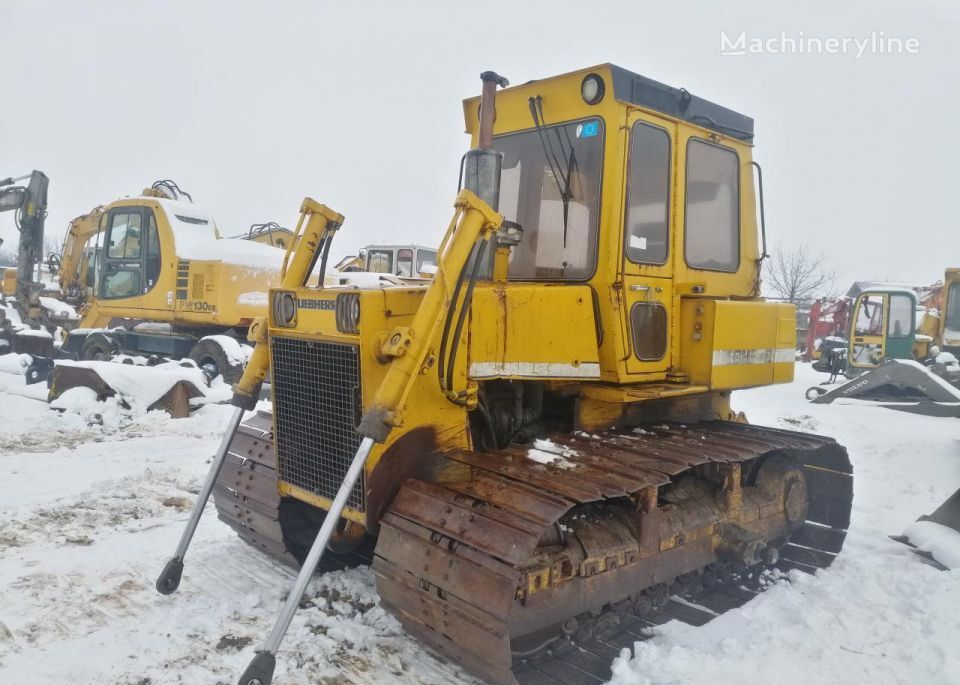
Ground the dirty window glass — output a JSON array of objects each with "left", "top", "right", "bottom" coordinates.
[
  {"left": 888, "top": 294, "right": 913, "bottom": 338},
  {"left": 684, "top": 140, "right": 739, "bottom": 272},
  {"left": 625, "top": 123, "right": 670, "bottom": 265},
  {"left": 416, "top": 249, "right": 437, "bottom": 273},
  {"left": 494, "top": 119, "right": 604, "bottom": 280},
  {"left": 107, "top": 212, "right": 142, "bottom": 259},
  {"left": 855, "top": 295, "right": 885, "bottom": 336},
  {"left": 367, "top": 250, "right": 392, "bottom": 273},
  {"left": 396, "top": 248, "right": 413, "bottom": 277}
]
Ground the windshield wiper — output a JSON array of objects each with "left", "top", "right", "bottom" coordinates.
[{"left": 528, "top": 96, "right": 575, "bottom": 246}]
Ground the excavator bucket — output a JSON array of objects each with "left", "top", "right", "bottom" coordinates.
[
  {"left": 891, "top": 488, "right": 960, "bottom": 570},
  {"left": 807, "top": 358, "right": 960, "bottom": 417}
]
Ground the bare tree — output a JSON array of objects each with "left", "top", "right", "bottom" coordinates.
[{"left": 764, "top": 245, "right": 837, "bottom": 303}]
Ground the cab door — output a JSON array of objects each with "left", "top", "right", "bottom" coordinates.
[
  {"left": 622, "top": 113, "right": 676, "bottom": 375},
  {"left": 848, "top": 293, "right": 887, "bottom": 369},
  {"left": 99, "top": 207, "right": 150, "bottom": 308}
]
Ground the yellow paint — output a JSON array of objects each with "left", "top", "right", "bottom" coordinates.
[{"left": 262, "top": 65, "right": 795, "bottom": 528}]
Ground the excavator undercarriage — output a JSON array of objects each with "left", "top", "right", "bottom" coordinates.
[{"left": 215, "top": 412, "right": 852, "bottom": 685}]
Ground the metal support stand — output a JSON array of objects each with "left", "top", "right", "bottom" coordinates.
[
  {"left": 237, "top": 437, "right": 374, "bottom": 685},
  {"left": 155, "top": 405, "right": 245, "bottom": 594}
]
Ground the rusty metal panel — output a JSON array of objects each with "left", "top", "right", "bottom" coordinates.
[
  {"left": 449, "top": 450, "right": 605, "bottom": 502},
  {"left": 388, "top": 479, "right": 543, "bottom": 566},
  {"left": 443, "top": 472, "right": 572, "bottom": 526},
  {"left": 377, "top": 514, "right": 517, "bottom": 620}
]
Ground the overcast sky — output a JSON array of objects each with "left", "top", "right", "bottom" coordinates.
[{"left": 2, "top": 0, "right": 956, "bottom": 291}]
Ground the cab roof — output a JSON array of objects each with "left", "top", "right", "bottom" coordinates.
[
  {"left": 607, "top": 64, "right": 754, "bottom": 142},
  {"left": 464, "top": 64, "right": 754, "bottom": 143}
]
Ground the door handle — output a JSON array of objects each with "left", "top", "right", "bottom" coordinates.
[{"left": 630, "top": 285, "right": 663, "bottom": 293}]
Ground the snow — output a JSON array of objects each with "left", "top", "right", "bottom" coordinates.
[
  {"left": 527, "top": 438, "right": 578, "bottom": 467},
  {"left": 610, "top": 364, "right": 960, "bottom": 685},
  {"left": 151, "top": 198, "right": 284, "bottom": 271},
  {"left": 52, "top": 359, "right": 219, "bottom": 410},
  {"left": 38, "top": 296, "right": 78, "bottom": 320},
  {"left": 14, "top": 328, "right": 52, "bottom": 338},
  {"left": 237, "top": 291, "right": 268, "bottom": 308},
  {"left": 1, "top": 304, "right": 24, "bottom": 329},
  {"left": 0, "top": 353, "right": 31, "bottom": 375},
  {"left": 200, "top": 334, "right": 251, "bottom": 365},
  {"left": 0, "top": 363, "right": 958, "bottom": 685},
  {"left": 901, "top": 520, "right": 960, "bottom": 570}
]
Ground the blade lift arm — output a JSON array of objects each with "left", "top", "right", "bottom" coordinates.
[{"left": 238, "top": 189, "right": 502, "bottom": 685}]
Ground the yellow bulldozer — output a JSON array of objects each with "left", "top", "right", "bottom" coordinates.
[{"left": 156, "top": 66, "right": 854, "bottom": 685}]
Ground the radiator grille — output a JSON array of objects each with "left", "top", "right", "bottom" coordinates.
[{"left": 271, "top": 336, "right": 364, "bottom": 510}]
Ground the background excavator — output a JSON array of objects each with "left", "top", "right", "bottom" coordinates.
[
  {"left": 0, "top": 170, "right": 65, "bottom": 357},
  {"left": 1, "top": 177, "right": 287, "bottom": 389},
  {"left": 156, "top": 66, "right": 855, "bottom": 685},
  {"left": 807, "top": 271, "right": 960, "bottom": 415},
  {"left": 804, "top": 272, "right": 960, "bottom": 567}
]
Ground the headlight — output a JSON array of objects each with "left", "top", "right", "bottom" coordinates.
[
  {"left": 335, "top": 292, "right": 360, "bottom": 334},
  {"left": 272, "top": 290, "right": 297, "bottom": 327},
  {"left": 581, "top": 73, "right": 605, "bottom": 105},
  {"left": 496, "top": 220, "right": 524, "bottom": 247}
]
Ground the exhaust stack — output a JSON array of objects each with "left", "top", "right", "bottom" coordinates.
[{"left": 463, "top": 71, "right": 508, "bottom": 210}]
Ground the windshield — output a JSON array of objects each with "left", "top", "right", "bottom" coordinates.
[{"left": 493, "top": 119, "right": 604, "bottom": 280}]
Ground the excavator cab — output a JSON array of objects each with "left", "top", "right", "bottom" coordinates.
[{"left": 847, "top": 288, "right": 917, "bottom": 369}]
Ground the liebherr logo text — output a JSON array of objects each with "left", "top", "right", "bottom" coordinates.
[{"left": 297, "top": 298, "right": 336, "bottom": 311}]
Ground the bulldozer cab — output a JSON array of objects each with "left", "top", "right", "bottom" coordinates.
[{"left": 848, "top": 288, "right": 917, "bottom": 369}]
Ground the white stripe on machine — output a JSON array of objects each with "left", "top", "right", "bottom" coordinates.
[
  {"left": 470, "top": 361, "right": 602, "bottom": 378},
  {"left": 712, "top": 348, "right": 794, "bottom": 366}
]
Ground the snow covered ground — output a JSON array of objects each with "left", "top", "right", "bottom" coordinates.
[{"left": 0, "top": 363, "right": 957, "bottom": 685}]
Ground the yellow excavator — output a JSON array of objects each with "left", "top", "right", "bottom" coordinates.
[{"left": 156, "top": 66, "right": 854, "bottom": 685}]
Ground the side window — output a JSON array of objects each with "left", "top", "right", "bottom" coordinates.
[
  {"left": 107, "top": 211, "right": 142, "bottom": 259},
  {"left": 625, "top": 122, "right": 671, "bottom": 265},
  {"left": 855, "top": 295, "right": 885, "bottom": 336},
  {"left": 684, "top": 139, "right": 740, "bottom": 272},
  {"left": 396, "top": 248, "right": 413, "bottom": 277},
  {"left": 416, "top": 249, "right": 437, "bottom": 273},
  {"left": 630, "top": 302, "right": 668, "bottom": 360},
  {"left": 888, "top": 294, "right": 913, "bottom": 338},
  {"left": 145, "top": 212, "right": 161, "bottom": 287},
  {"left": 367, "top": 250, "right": 392, "bottom": 273}
]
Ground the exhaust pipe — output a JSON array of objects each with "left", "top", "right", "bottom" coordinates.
[{"left": 462, "top": 71, "right": 509, "bottom": 211}]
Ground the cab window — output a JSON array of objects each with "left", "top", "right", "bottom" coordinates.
[
  {"left": 416, "top": 249, "right": 437, "bottom": 273},
  {"left": 396, "top": 248, "right": 413, "bottom": 277},
  {"left": 367, "top": 249, "right": 392, "bottom": 273},
  {"left": 855, "top": 295, "right": 885, "bottom": 336},
  {"left": 494, "top": 119, "right": 604, "bottom": 280},
  {"left": 684, "top": 139, "right": 739, "bottom": 272},
  {"left": 888, "top": 294, "right": 913, "bottom": 338},
  {"left": 107, "top": 211, "right": 142, "bottom": 259},
  {"left": 625, "top": 122, "right": 670, "bottom": 265}
]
